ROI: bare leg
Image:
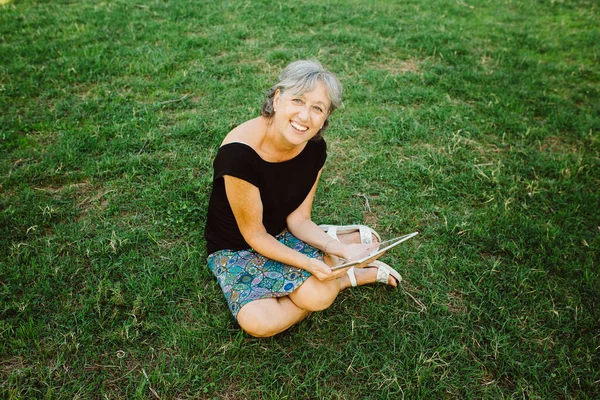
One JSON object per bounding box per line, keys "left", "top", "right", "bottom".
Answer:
{"left": 237, "top": 275, "right": 341, "bottom": 338}
{"left": 236, "top": 229, "right": 395, "bottom": 338}
{"left": 237, "top": 297, "right": 311, "bottom": 338}
{"left": 288, "top": 275, "right": 340, "bottom": 310}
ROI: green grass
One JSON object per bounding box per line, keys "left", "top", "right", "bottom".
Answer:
{"left": 1, "top": 0, "right": 599, "bottom": 398}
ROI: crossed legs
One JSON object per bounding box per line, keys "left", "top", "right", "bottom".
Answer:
{"left": 236, "top": 276, "right": 339, "bottom": 338}
{"left": 237, "top": 231, "right": 396, "bottom": 338}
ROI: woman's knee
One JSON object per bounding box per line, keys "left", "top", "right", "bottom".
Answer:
{"left": 239, "top": 320, "right": 279, "bottom": 338}
{"left": 237, "top": 306, "right": 280, "bottom": 338}
{"left": 236, "top": 298, "right": 306, "bottom": 338}
{"left": 290, "top": 278, "right": 338, "bottom": 311}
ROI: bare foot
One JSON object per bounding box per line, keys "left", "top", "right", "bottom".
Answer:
{"left": 336, "top": 231, "right": 379, "bottom": 245}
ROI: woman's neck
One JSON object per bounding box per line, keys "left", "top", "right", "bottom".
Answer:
{"left": 258, "top": 117, "right": 305, "bottom": 162}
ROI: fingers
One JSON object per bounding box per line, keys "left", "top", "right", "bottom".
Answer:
{"left": 318, "top": 265, "right": 333, "bottom": 277}
{"left": 355, "top": 251, "right": 385, "bottom": 269}
{"left": 308, "top": 258, "right": 352, "bottom": 282}
{"left": 367, "top": 242, "right": 379, "bottom": 251}
{"left": 308, "top": 258, "right": 332, "bottom": 280}
{"left": 325, "top": 264, "right": 354, "bottom": 281}
{"left": 314, "top": 261, "right": 351, "bottom": 282}
{"left": 343, "top": 243, "right": 379, "bottom": 260}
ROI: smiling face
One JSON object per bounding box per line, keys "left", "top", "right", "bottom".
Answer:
{"left": 272, "top": 80, "right": 331, "bottom": 147}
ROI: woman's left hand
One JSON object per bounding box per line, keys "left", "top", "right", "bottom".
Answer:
{"left": 340, "top": 242, "right": 379, "bottom": 264}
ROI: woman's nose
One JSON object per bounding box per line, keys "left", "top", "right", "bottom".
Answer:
{"left": 298, "top": 106, "right": 310, "bottom": 121}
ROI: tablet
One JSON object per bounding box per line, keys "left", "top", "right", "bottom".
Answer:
{"left": 330, "top": 231, "right": 419, "bottom": 270}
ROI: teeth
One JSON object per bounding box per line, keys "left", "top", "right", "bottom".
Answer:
{"left": 291, "top": 121, "right": 308, "bottom": 131}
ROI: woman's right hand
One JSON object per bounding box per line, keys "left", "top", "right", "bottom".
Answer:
{"left": 306, "top": 257, "right": 349, "bottom": 282}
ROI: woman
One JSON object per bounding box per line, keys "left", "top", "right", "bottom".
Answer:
{"left": 204, "top": 59, "right": 402, "bottom": 337}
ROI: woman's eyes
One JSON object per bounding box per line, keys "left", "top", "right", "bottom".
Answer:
{"left": 292, "top": 99, "right": 324, "bottom": 113}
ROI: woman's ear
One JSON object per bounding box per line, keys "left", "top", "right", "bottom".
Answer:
{"left": 273, "top": 88, "right": 280, "bottom": 110}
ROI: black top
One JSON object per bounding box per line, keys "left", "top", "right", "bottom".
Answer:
{"left": 204, "top": 139, "right": 327, "bottom": 255}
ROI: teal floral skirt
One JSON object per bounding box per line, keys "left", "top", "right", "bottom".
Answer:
{"left": 207, "top": 230, "right": 321, "bottom": 320}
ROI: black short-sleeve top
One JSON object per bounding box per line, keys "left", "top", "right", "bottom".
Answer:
{"left": 204, "top": 139, "right": 327, "bottom": 255}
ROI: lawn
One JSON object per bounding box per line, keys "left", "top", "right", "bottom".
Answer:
{"left": 1, "top": 0, "right": 599, "bottom": 398}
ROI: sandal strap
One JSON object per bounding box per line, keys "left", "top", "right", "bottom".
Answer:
{"left": 319, "top": 224, "right": 381, "bottom": 244}
{"left": 370, "top": 260, "right": 402, "bottom": 285}
{"left": 359, "top": 226, "right": 373, "bottom": 244}
{"left": 325, "top": 225, "right": 338, "bottom": 240}
{"left": 376, "top": 264, "right": 389, "bottom": 284}
{"left": 347, "top": 267, "right": 358, "bottom": 287}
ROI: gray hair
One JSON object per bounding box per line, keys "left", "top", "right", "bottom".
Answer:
{"left": 261, "top": 59, "right": 343, "bottom": 139}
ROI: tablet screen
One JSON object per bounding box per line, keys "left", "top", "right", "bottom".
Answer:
{"left": 330, "top": 231, "right": 419, "bottom": 270}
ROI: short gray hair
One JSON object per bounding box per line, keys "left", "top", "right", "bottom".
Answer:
{"left": 261, "top": 59, "right": 343, "bottom": 139}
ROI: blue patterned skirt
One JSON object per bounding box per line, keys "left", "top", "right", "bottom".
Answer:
{"left": 207, "top": 230, "right": 321, "bottom": 319}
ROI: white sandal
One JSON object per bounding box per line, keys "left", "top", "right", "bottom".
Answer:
{"left": 319, "top": 224, "right": 381, "bottom": 244}
{"left": 346, "top": 260, "right": 402, "bottom": 287}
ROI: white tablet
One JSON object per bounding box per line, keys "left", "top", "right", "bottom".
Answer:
{"left": 330, "top": 231, "right": 419, "bottom": 270}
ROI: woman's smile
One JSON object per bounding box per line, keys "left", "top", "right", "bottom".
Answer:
{"left": 290, "top": 121, "right": 309, "bottom": 133}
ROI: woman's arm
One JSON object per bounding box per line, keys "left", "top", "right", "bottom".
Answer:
{"left": 286, "top": 170, "right": 344, "bottom": 254}
{"left": 286, "top": 170, "right": 377, "bottom": 262}
{"left": 224, "top": 175, "right": 334, "bottom": 280}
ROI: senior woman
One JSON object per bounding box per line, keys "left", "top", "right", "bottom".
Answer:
{"left": 204, "top": 59, "right": 402, "bottom": 337}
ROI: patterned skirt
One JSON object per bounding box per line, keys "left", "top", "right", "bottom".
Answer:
{"left": 207, "top": 230, "right": 321, "bottom": 320}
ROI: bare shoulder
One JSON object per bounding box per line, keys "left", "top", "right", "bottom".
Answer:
{"left": 221, "top": 117, "right": 265, "bottom": 147}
